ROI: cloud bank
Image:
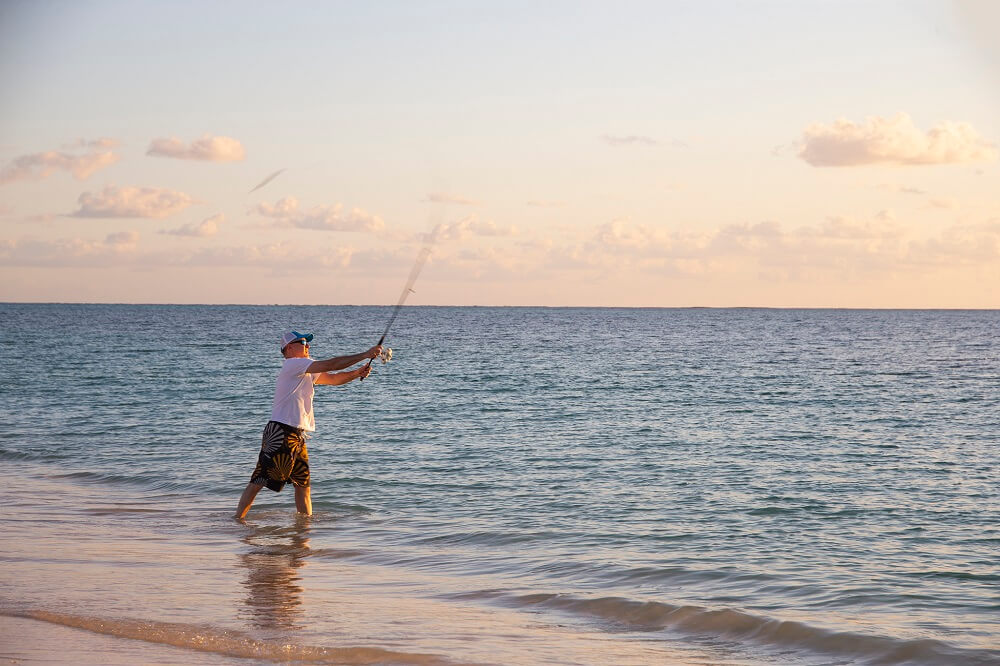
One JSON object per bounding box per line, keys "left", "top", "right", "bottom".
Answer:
{"left": 798, "top": 113, "right": 998, "bottom": 166}
{"left": 253, "top": 197, "right": 384, "bottom": 233}
{"left": 71, "top": 185, "right": 195, "bottom": 218}
{"left": 146, "top": 134, "right": 246, "bottom": 162}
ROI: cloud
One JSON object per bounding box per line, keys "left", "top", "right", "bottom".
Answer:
{"left": 70, "top": 185, "right": 195, "bottom": 218}
{"left": 560, "top": 211, "right": 923, "bottom": 279}
{"left": 161, "top": 213, "right": 224, "bottom": 237}
{"left": 253, "top": 197, "right": 384, "bottom": 233}
{"left": 146, "top": 134, "right": 246, "bottom": 162}
{"left": 798, "top": 113, "right": 998, "bottom": 167}
{"left": 0, "top": 143, "right": 120, "bottom": 185}
{"left": 592, "top": 218, "right": 682, "bottom": 254}
{"left": 0, "top": 234, "right": 362, "bottom": 271}
{"left": 876, "top": 183, "right": 926, "bottom": 195}
{"left": 0, "top": 232, "right": 142, "bottom": 267}
{"left": 601, "top": 134, "right": 660, "bottom": 147}
{"left": 423, "top": 192, "right": 481, "bottom": 206}
{"left": 431, "top": 215, "right": 518, "bottom": 243}
{"left": 927, "top": 198, "right": 959, "bottom": 210}
{"left": 105, "top": 231, "right": 140, "bottom": 247}
{"left": 62, "top": 138, "right": 119, "bottom": 150}
{"left": 908, "top": 219, "right": 1000, "bottom": 267}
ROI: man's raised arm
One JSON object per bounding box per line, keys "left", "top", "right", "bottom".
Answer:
{"left": 306, "top": 345, "right": 381, "bottom": 373}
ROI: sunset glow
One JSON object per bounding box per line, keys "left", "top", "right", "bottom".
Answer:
{"left": 1, "top": 1, "right": 997, "bottom": 307}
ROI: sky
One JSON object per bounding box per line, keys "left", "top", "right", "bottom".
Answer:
{"left": 1, "top": 0, "right": 998, "bottom": 307}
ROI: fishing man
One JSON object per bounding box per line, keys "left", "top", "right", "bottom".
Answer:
{"left": 235, "top": 330, "right": 382, "bottom": 519}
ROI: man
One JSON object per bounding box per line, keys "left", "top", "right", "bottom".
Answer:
{"left": 235, "top": 330, "right": 382, "bottom": 519}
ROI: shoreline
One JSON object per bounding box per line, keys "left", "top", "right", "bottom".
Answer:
{"left": 0, "top": 614, "right": 247, "bottom": 665}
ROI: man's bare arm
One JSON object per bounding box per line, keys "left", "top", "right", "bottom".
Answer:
{"left": 306, "top": 345, "right": 381, "bottom": 373}
{"left": 314, "top": 364, "right": 372, "bottom": 386}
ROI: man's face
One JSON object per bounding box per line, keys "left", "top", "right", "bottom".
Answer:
{"left": 283, "top": 339, "right": 309, "bottom": 358}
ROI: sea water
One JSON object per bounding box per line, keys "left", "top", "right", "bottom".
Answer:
{"left": 0, "top": 304, "right": 997, "bottom": 665}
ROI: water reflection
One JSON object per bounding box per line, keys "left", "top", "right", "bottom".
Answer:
{"left": 239, "top": 515, "right": 311, "bottom": 631}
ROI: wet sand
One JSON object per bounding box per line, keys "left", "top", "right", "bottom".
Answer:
{"left": 0, "top": 615, "right": 246, "bottom": 665}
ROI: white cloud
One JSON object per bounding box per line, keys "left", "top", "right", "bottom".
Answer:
{"left": 0, "top": 143, "right": 120, "bottom": 185}
{"left": 424, "top": 192, "right": 481, "bottom": 206}
{"left": 798, "top": 113, "right": 998, "bottom": 167}
{"left": 161, "top": 213, "right": 224, "bottom": 237}
{"left": 71, "top": 185, "right": 195, "bottom": 218}
{"left": 253, "top": 197, "right": 384, "bottom": 233}
{"left": 146, "top": 134, "right": 246, "bottom": 162}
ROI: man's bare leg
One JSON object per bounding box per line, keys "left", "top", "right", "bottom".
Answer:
{"left": 294, "top": 485, "right": 312, "bottom": 516}
{"left": 235, "top": 482, "right": 264, "bottom": 519}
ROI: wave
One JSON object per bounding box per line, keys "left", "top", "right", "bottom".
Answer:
{"left": 449, "top": 591, "right": 1000, "bottom": 665}
{"left": 8, "top": 610, "right": 456, "bottom": 665}
{"left": 0, "top": 446, "right": 72, "bottom": 463}
{"left": 47, "top": 469, "right": 186, "bottom": 492}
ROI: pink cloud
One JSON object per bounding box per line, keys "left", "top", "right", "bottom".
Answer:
{"left": 431, "top": 215, "right": 518, "bottom": 242}
{"left": 799, "top": 113, "right": 998, "bottom": 167}
{"left": 71, "top": 185, "right": 195, "bottom": 218}
{"left": 161, "top": 213, "right": 224, "bottom": 238}
{"left": 253, "top": 197, "right": 384, "bottom": 233}
{"left": 0, "top": 144, "right": 119, "bottom": 185}
{"left": 147, "top": 134, "right": 246, "bottom": 162}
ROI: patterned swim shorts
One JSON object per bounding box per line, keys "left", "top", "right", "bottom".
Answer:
{"left": 251, "top": 421, "right": 310, "bottom": 492}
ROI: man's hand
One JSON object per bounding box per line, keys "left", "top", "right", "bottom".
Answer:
{"left": 358, "top": 364, "right": 373, "bottom": 380}
{"left": 367, "top": 345, "right": 383, "bottom": 359}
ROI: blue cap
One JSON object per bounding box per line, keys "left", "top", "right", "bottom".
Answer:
{"left": 280, "top": 330, "right": 314, "bottom": 350}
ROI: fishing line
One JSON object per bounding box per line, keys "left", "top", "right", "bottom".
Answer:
{"left": 361, "top": 236, "right": 435, "bottom": 378}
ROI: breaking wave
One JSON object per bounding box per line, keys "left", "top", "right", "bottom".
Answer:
{"left": 449, "top": 590, "right": 1000, "bottom": 665}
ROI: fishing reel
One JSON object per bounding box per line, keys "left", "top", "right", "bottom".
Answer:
{"left": 378, "top": 347, "right": 393, "bottom": 364}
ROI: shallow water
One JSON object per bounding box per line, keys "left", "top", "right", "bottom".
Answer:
{"left": 1, "top": 304, "right": 998, "bottom": 664}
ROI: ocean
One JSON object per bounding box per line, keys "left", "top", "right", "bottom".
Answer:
{"left": 0, "top": 304, "right": 997, "bottom": 665}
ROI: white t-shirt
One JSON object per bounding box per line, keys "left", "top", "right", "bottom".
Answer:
{"left": 270, "top": 357, "right": 321, "bottom": 431}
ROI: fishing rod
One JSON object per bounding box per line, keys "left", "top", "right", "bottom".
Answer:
{"left": 360, "top": 243, "right": 433, "bottom": 379}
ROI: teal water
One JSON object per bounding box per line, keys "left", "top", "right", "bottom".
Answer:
{"left": 1, "top": 304, "right": 998, "bottom": 665}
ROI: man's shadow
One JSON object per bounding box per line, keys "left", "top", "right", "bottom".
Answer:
{"left": 239, "top": 514, "right": 312, "bottom": 632}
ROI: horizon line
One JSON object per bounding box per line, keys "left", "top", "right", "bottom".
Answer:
{"left": 2, "top": 301, "right": 998, "bottom": 312}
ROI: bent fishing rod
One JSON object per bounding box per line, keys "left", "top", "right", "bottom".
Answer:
{"left": 360, "top": 244, "right": 432, "bottom": 379}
